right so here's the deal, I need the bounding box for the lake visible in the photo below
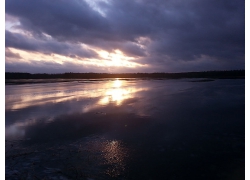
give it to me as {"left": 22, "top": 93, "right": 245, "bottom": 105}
{"left": 5, "top": 78, "right": 245, "bottom": 179}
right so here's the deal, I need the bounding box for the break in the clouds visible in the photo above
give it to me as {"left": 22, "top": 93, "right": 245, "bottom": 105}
{"left": 5, "top": 0, "right": 245, "bottom": 73}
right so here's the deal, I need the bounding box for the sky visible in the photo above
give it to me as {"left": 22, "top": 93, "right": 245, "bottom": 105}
{"left": 5, "top": 0, "right": 245, "bottom": 73}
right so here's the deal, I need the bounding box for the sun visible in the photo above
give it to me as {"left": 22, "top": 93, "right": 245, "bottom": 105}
{"left": 98, "top": 49, "right": 138, "bottom": 67}
{"left": 110, "top": 50, "right": 124, "bottom": 66}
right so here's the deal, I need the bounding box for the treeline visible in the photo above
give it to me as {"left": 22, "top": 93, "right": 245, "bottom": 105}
{"left": 5, "top": 70, "right": 245, "bottom": 79}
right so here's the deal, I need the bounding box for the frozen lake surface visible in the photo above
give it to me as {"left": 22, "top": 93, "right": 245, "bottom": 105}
{"left": 5, "top": 78, "right": 245, "bottom": 179}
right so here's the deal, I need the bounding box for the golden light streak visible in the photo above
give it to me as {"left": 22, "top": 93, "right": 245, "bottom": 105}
{"left": 7, "top": 47, "right": 144, "bottom": 68}
{"left": 6, "top": 80, "right": 148, "bottom": 110}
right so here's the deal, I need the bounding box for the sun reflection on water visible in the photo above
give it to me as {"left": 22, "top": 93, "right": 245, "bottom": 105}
{"left": 99, "top": 79, "right": 127, "bottom": 105}
{"left": 6, "top": 79, "right": 147, "bottom": 110}
{"left": 98, "top": 88, "right": 131, "bottom": 105}
{"left": 101, "top": 140, "right": 128, "bottom": 177}
{"left": 98, "top": 79, "right": 142, "bottom": 106}
{"left": 84, "top": 137, "right": 129, "bottom": 178}
{"left": 5, "top": 79, "right": 149, "bottom": 140}
{"left": 113, "top": 79, "right": 122, "bottom": 88}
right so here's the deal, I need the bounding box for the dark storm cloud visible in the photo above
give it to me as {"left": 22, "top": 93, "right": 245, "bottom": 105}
{"left": 5, "top": 0, "right": 244, "bottom": 71}
{"left": 6, "top": 0, "right": 112, "bottom": 42}
{"left": 5, "top": 30, "right": 98, "bottom": 59}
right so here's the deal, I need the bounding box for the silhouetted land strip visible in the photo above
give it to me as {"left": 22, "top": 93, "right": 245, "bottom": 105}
{"left": 6, "top": 70, "right": 244, "bottom": 80}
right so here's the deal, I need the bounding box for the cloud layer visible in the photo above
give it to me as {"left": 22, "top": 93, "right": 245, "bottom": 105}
{"left": 5, "top": 0, "right": 245, "bottom": 73}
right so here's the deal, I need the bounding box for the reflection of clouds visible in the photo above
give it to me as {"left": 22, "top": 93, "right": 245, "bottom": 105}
{"left": 5, "top": 79, "right": 149, "bottom": 140}
{"left": 5, "top": 118, "right": 40, "bottom": 140}
{"left": 6, "top": 90, "right": 97, "bottom": 110}
{"left": 5, "top": 125, "right": 25, "bottom": 140}
{"left": 6, "top": 79, "right": 148, "bottom": 110}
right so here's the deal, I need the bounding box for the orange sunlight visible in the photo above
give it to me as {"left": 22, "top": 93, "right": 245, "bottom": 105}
{"left": 7, "top": 47, "right": 144, "bottom": 69}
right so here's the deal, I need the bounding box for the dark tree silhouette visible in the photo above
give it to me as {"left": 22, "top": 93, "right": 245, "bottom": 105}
{"left": 5, "top": 70, "right": 245, "bottom": 80}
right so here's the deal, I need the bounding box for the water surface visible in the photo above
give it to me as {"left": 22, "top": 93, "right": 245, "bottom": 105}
{"left": 5, "top": 78, "right": 245, "bottom": 179}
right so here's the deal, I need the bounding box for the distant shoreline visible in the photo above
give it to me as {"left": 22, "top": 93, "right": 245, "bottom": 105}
{"left": 5, "top": 70, "right": 244, "bottom": 79}
{"left": 5, "top": 70, "right": 244, "bottom": 85}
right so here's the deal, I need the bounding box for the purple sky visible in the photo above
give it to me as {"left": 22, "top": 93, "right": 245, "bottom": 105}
{"left": 5, "top": 0, "right": 245, "bottom": 73}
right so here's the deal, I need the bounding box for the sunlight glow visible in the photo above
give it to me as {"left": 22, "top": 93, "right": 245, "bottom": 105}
{"left": 98, "top": 79, "right": 144, "bottom": 106}
{"left": 98, "top": 49, "right": 139, "bottom": 67}
{"left": 113, "top": 79, "right": 122, "bottom": 88}
{"left": 7, "top": 47, "right": 144, "bottom": 69}
{"left": 102, "top": 89, "right": 130, "bottom": 105}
